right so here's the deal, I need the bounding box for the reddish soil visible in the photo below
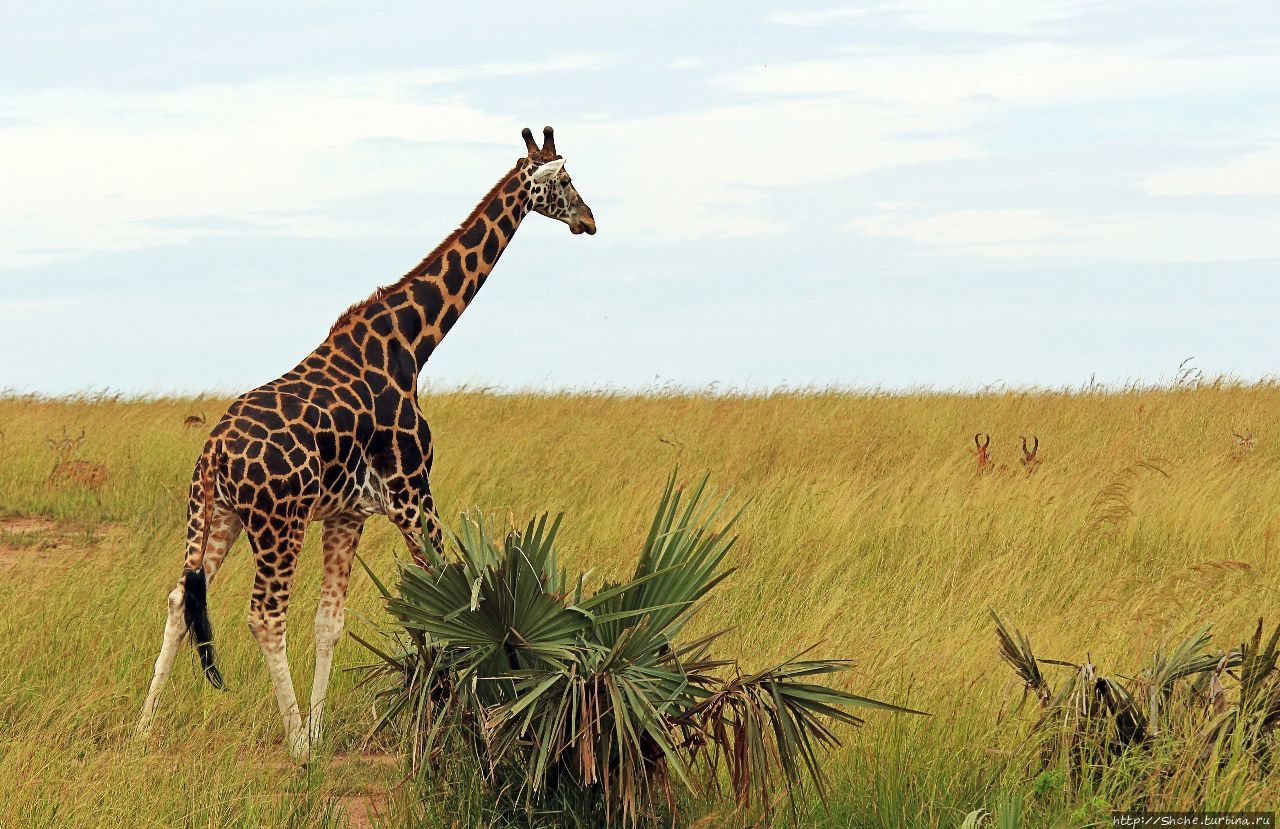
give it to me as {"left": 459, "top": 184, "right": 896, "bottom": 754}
{"left": 0, "top": 516, "right": 120, "bottom": 570}
{"left": 337, "top": 794, "right": 382, "bottom": 829}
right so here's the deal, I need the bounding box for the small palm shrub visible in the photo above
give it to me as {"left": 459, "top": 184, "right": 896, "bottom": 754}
{"left": 354, "top": 476, "right": 923, "bottom": 827}
{"left": 991, "top": 610, "right": 1280, "bottom": 798}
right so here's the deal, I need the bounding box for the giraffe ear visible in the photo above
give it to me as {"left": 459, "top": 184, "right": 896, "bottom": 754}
{"left": 530, "top": 159, "right": 565, "bottom": 183}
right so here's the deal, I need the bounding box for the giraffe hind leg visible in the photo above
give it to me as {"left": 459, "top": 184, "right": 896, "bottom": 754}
{"left": 137, "top": 505, "right": 242, "bottom": 737}
{"left": 136, "top": 581, "right": 190, "bottom": 738}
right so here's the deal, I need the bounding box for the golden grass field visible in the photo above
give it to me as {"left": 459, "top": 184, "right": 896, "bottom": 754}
{"left": 0, "top": 384, "right": 1276, "bottom": 827}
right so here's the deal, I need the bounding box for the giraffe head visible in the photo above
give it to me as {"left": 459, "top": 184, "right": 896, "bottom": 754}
{"left": 521, "top": 126, "right": 596, "bottom": 235}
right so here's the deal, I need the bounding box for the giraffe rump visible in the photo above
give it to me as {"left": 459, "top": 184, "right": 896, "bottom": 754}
{"left": 183, "top": 567, "right": 223, "bottom": 688}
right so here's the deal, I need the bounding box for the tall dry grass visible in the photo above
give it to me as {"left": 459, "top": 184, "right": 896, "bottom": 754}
{"left": 0, "top": 382, "right": 1276, "bottom": 826}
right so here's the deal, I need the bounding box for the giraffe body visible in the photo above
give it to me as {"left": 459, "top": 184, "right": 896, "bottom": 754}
{"left": 138, "top": 127, "right": 594, "bottom": 761}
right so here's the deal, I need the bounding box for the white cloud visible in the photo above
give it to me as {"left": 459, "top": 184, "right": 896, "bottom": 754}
{"left": 770, "top": 1, "right": 1097, "bottom": 35}
{"left": 847, "top": 208, "right": 1088, "bottom": 254}
{"left": 719, "top": 43, "right": 1280, "bottom": 111}
{"left": 1144, "top": 145, "right": 1280, "bottom": 195}
{"left": 3, "top": 29, "right": 1278, "bottom": 271}
{"left": 888, "top": 0, "right": 1100, "bottom": 35}
{"left": 845, "top": 206, "right": 1280, "bottom": 261}
{"left": 0, "top": 296, "right": 91, "bottom": 315}
{"left": 0, "top": 57, "right": 600, "bottom": 268}
{"left": 0, "top": 55, "right": 985, "bottom": 265}
{"left": 768, "top": 7, "right": 881, "bottom": 26}
{"left": 709, "top": 38, "right": 1280, "bottom": 265}
{"left": 575, "top": 98, "right": 977, "bottom": 240}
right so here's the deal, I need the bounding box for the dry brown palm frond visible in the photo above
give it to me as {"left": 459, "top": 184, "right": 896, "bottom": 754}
{"left": 1239, "top": 618, "right": 1280, "bottom": 701}
{"left": 992, "top": 613, "right": 1275, "bottom": 787}
{"left": 1135, "top": 628, "right": 1227, "bottom": 729}
{"left": 990, "top": 610, "right": 1050, "bottom": 709}
{"left": 1199, "top": 620, "right": 1280, "bottom": 769}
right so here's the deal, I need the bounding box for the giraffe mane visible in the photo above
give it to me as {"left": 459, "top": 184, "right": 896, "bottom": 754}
{"left": 328, "top": 161, "right": 526, "bottom": 336}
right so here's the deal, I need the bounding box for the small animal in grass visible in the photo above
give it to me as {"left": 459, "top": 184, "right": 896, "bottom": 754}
{"left": 183, "top": 413, "right": 206, "bottom": 430}
{"left": 46, "top": 428, "right": 109, "bottom": 489}
{"left": 1020, "top": 435, "right": 1041, "bottom": 475}
{"left": 974, "top": 433, "right": 992, "bottom": 474}
{"left": 46, "top": 427, "right": 85, "bottom": 462}
{"left": 1233, "top": 430, "right": 1255, "bottom": 454}
{"left": 49, "top": 459, "right": 110, "bottom": 489}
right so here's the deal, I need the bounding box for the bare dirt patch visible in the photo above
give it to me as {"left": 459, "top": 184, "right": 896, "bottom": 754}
{"left": 0, "top": 516, "right": 121, "bottom": 570}
{"left": 330, "top": 751, "right": 398, "bottom": 829}
{"left": 0, "top": 516, "right": 57, "bottom": 535}
{"left": 337, "top": 793, "right": 382, "bottom": 829}
{"left": 261, "top": 750, "right": 397, "bottom": 827}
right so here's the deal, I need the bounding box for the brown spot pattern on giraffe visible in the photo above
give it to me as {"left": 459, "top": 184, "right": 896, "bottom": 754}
{"left": 146, "top": 126, "right": 595, "bottom": 760}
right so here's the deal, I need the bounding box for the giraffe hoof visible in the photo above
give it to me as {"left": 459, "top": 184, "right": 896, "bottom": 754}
{"left": 135, "top": 718, "right": 153, "bottom": 738}
{"left": 288, "top": 734, "right": 312, "bottom": 765}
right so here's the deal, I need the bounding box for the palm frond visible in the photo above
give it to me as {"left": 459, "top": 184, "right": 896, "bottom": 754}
{"left": 353, "top": 475, "right": 922, "bottom": 827}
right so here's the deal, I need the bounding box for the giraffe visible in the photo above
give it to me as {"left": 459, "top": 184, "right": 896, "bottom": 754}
{"left": 137, "top": 126, "right": 595, "bottom": 763}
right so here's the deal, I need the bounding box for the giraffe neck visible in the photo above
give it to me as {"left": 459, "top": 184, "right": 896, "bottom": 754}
{"left": 322, "top": 162, "right": 532, "bottom": 382}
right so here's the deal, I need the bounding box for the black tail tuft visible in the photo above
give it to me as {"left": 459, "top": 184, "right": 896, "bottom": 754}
{"left": 182, "top": 568, "right": 224, "bottom": 689}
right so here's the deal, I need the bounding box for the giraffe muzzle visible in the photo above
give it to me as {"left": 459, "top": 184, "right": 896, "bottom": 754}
{"left": 571, "top": 211, "right": 597, "bottom": 236}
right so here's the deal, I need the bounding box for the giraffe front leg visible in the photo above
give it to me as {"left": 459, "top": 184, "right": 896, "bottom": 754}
{"left": 246, "top": 518, "right": 309, "bottom": 763}
{"left": 375, "top": 414, "right": 441, "bottom": 566}
{"left": 308, "top": 514, "right": 363, "bottom": 748}
{"left": 421, "top": 488, "right": 443, "bottom": 555}
{"left": 388, "top": 487, "right": 442, "bottom": 568}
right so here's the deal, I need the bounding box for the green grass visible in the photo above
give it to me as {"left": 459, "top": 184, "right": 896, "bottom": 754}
{"left": 0, "top": 384, "right": 1276, "bottom": 827}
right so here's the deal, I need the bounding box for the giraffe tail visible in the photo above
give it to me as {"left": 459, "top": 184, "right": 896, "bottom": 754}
{"left": 184, "top": 440, "right": 224, "bottom": 689}
{"left": 183, "top": 568, "right": 222, "bottom": 688}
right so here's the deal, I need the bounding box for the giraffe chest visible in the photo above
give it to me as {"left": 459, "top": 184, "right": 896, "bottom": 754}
{"left": 351, "top": 463, "right": 389, "bottom": 516}
{"left": 308, "top": 452, "right": 382, "bottom": 520}
{"left": 311, "top": 429, "right": 428, "bottom": 520}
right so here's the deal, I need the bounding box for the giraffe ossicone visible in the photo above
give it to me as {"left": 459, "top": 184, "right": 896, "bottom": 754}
{"left": 137, "top": 126, "right": 595, "bottom": 763}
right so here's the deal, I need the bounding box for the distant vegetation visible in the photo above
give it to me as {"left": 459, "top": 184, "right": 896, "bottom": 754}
{"left": 0, "top": 381, "right": 1277, "bottom": 826}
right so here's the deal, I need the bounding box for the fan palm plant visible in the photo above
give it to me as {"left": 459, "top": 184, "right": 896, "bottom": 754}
{"left": 990, "top": 611, "right": 1279, "bottom": 790}
{"left": 352, "top": 475, "right": 924, "bottom": 827}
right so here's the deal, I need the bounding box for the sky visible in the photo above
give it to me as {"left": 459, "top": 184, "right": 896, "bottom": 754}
{"left": 2, "top": 1, "right": 1279, "bottom": 395}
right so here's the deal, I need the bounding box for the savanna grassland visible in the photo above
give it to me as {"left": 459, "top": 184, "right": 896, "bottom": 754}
{"left": 0, "top": 384, "right": 1276, "bottom": 828}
